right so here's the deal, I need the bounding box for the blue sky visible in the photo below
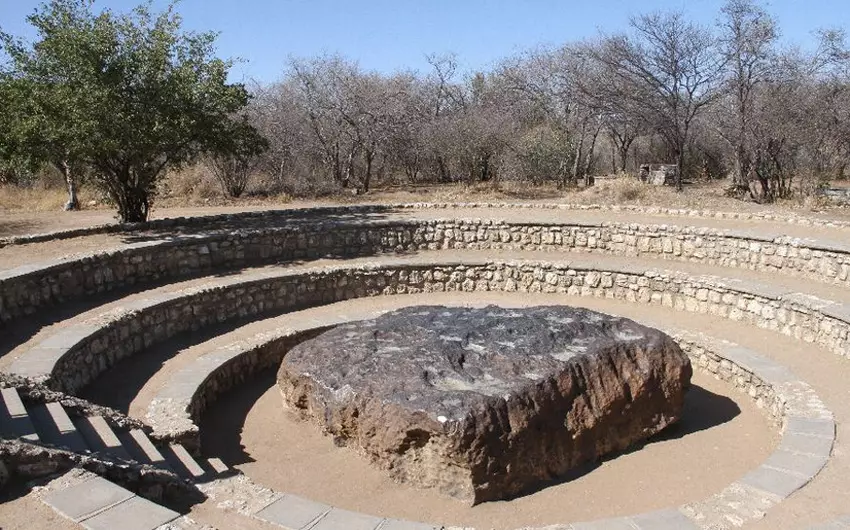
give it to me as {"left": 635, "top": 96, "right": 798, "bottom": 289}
{"left": 1, "top": 0, "right": 847, "bottom": 83}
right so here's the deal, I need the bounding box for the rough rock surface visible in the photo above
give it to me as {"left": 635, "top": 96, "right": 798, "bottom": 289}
{"left": 277, "top": 305, "right": 692, "bottom": 504}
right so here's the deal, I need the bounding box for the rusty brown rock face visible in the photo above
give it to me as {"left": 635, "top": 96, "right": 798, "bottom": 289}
{"left": 277, "top": 305, "right": 692, "bottom": 505}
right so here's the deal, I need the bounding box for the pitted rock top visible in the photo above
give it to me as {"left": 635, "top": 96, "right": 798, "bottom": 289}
{"left": 285, "top": 305, "right": 668, "bottom": 421}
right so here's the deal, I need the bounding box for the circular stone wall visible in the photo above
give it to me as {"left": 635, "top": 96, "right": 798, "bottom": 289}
{"left": 277, "top": 305, "right": 693, "bottom": 504}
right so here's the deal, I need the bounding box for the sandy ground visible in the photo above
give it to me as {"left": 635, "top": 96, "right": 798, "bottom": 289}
{"left": 177, "top": 291, "right": 778, "bottom": 530}
{"left": 194, "top": 289, "right": 850, "bottom": 529}
{"left": 213, "top": 371, "right": 773, "bottom": 530}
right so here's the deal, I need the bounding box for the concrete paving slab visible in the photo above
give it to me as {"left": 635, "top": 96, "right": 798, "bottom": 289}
{"left": 785, "top": 416, "right": 836, "bottom": 438}
{"left": 0, "top": 387, "right": 39, "bottom": 441}
{"left": 165, "top": 443, "right": 205, "bottom": 478}
{"left": 740, "top": 465, "right": 810, "bottom": 499}
{"left": 571, "top": 518, "right": 636, "bottom": 530}
{"left": 75, "top": 415, "right": 131, "bottom": 461}
{"left": 81, "top": 496, "right": 180, "bottom": 530}
{"left": 378, "top": 519, "right": 440, "bottom": 530}
{"left": 808, "top": 518, "right": 850, "bottom": 530}
{"left": 43, "top": 475, "right": 134, "bottom": 521}
{"left": 818, "top": 303, "right": 850, "bottom": 323}
{"left": 764, "top": 449, "right": 829, "bottom": 478}
{"left": 311, "top": 508, "right": 384, "bottom": 530}
{"left": 8, "top": 346, "right": 66, "bottom": 378}
{"left": 780, "top": 432, "right": 835, "bottom": 457}
{"left": 29, "top": 402, "right": 88, "bottom": 452}
{"left": 254, "top": 494, "right": 329, "bottom": 530}
{"left": 37, "top": 325, "right": 99, "bottom": 348}
{"left": 630, "top": 509, "right": 699, "bottom": 529}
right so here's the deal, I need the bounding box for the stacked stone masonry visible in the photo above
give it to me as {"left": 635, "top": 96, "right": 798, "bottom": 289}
{"left": 5, "top": 212, "right": 850, "bottom": 324}
{"left": 13, "top": 257, "right": 850, "bottom": 399}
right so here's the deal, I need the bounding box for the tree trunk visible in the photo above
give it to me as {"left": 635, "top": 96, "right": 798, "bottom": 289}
{"left": 103, "top": 166, "right": 152, "bottom": 223}
{"left": 363, "top": 149, "right": 374, "bottom": 193}
{"left": 583, "top": 124, "right": 602, "bottom": 186}
{"left": 571, "top": 141, "right": 584, "bottom": 184}
{"left": 732, "top": 142, "right": 750, "bottom": 190}
{"left": 343, "top": 146, "right": 357, "bottom": 189}
{"left": 437, "top": 156, "right": 450, "bottom": 183}
{"left": 675, "top": 148, "right": 684, "bottom": 191}
{"left": 618, "top": 136, "right": 635, "bottom": 173}
{"left": 60, "top": 160, "right": 79, "bottom": 211}
{"left": 480, "top": 155, "right": 490, "bottom": 182}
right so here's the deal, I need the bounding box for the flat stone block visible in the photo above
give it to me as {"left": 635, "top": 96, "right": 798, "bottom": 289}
{"left": 786, "top": 416, "right": 835, "bottom": 438}
{"left": 9, "top": 347, "right": 66, "bottom": 378}
{"left": 254, "top": 495, "right": 329, "bottom": 530}
{"left": 631, "top": 508, "right": 700, "bottom": 529}
{"left": 312, "top": 508, "right": 384, "bottom": 530}
{"left": 43, "top": 476, "right": 134, "bottom": 522}
{"left": 571, "top": 518, "right": 637, "bottom": 530}
{"left": 780, "top": 432, "right": 834, "bottom": 457}
{"left": 38, "top": 326, "right": 99, "bottom": 349}
{"left": 807, "top": 519, "right": 850, "bottom": 530}
{"left": 764, "top": 449, "right": 828, "bottom": 478}
{"left": 378, "top": 519, "right": 439, "bottom": 530}
{"left": 819, "top": 303, "right": 850, "bottom": 323}
{"left": 740, "top": 465, "right": 810, "bottom": 498}
{"left": 279, "top": 305, "right": 691, "bottom": 504}
{"left": 81, "top": 496, "right": 179, "bottom": 530}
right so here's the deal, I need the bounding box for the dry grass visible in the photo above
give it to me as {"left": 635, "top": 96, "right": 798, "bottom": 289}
{"left": 2, "top": 173, "right": 849, "bottom": 220}
{"left": 352, "top": 181, "right": 567, "bottom": 204}
{"left": 0, "top": 185, "right": 103, "bottom": 212}
{"left": 156, "top": 166, "right": 293, "bottom": 208}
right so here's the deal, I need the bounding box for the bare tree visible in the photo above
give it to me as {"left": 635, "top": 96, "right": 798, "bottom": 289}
{"left": 590, "top": 12, "right": 726, "bottom": 189}
{"left": 717, "top": 0, "right": 778, "bottom": 194}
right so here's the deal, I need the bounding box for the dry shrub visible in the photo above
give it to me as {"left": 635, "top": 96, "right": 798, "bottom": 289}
{"left": 574, "top": 177, "right": 654, "bottom": 204}
{"left": 370, "top": 181, "right": 566, "bottom": 203}
{"left": 616, "top": 179, "right": 648, "bottom": 202}
{"left": 159, "top": 165, "right": 222, "bottom": 205}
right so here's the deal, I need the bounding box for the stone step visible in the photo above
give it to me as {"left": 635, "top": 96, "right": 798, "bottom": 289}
{"left": 163, "top": 443, "right": 206, "bottom": 480}
{"left": 116, "top": 429, "right": 168, "bottom": 467}
{"left": 43, "top": 472, "right": 180, "bottom": 529}
{"left": 74, "top": 415, "right": 131, "bottom": 462}
{"left": 28, "top": 402, "right": 88, "bottom": 453}
{"left": 0, "top": 387, "right": 39, "bottom": 442}
{"left": 206, "top": 457, "right": 229, "bottom": 476}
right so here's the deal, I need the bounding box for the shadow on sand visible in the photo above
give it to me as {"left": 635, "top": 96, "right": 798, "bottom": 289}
{"left": 197, "top": 374, "right": 740, "bottom": 489}
{"left": 197, "top": 368, "right": 278, "bottom": 467}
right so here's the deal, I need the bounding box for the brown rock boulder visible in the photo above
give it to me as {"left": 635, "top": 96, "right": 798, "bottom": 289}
{"left": 277, "top": 305, "right": 691, "bottom": 504}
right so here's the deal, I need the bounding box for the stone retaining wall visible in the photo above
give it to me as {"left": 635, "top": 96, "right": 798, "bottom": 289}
{"left": 4, "top": 218, "right": 850, "bottom": 324}
{"left": 20, "top": 258, "right": 850, "bottom": 397}
{"left": 3, "top": 202, "right": 848, "bottom": 251}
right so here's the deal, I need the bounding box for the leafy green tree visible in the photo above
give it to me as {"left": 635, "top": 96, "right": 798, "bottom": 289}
{"left": 1, "top": 0, "right": 264, "bottom": 221}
